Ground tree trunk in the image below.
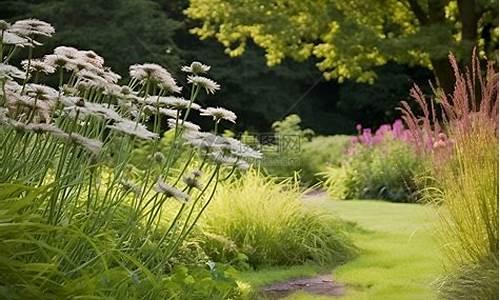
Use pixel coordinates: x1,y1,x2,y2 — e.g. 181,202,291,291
426,0,455,95
457,0,482,104
426,0,480,96
430,57,455,95
457,0,478,60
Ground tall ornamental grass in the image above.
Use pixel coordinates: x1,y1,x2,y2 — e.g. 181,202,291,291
401,52,498,300
0,18,261,298
200,171,357,269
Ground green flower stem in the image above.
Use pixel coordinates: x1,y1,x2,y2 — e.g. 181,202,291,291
160,165,220,267
20,46,33,94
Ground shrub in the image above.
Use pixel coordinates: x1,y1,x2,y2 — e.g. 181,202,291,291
258,114,352,184
0,183,246,300
199,171,357,269
299,135,352,183
260,114,314,181
324,131,427,202
400,52,499,299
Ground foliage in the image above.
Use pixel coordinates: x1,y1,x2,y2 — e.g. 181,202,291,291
186,0,498,92
259,114,313,181
400,53,498,299
324,137,427,202
0,184,246,299
200,171,357,269
3,0,435,135
252,115,353,184
351,119,413,147
161,264,245,300
0,18,259,298
3,0,183,75
299,135,352,183
437,257,498,300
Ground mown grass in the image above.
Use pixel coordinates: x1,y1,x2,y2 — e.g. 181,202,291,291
240,198,443,300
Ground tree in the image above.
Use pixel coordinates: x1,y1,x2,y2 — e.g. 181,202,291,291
186,0,498,93
1,0,435,133
2,0,183,75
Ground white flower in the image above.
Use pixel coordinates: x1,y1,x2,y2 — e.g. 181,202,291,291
200,107,236,123
0,64,26,80
59,95,81,107
103,83,122,97
21,122,102,154
167,119,200,132
228,139,262,160
6,94,53,122
181,61,211,74
155,178,190,203
120,179,141,195
158,108,178,118
107,119,158,140
76,70,110,90
2,31,28,45
51,47,99,72
157,75,182,93
129,63,161,80
129,63,181,93
21,59,56,74
183,131,226,150
99,69,121,83
80,50,105,69
64,101,122,121
152,96,201,110
235,160,250,170
25,123,67,138
208,151,239,165
183,172,202,190
73,59,100,73
69,133,103,155
3,80,21,93
10,19,55,38
25,84,59,101
54,46,81,60
187,75,220,94
44,54,78,71
0,117,28,131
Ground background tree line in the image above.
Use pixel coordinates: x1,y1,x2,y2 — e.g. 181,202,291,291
5,0,493,135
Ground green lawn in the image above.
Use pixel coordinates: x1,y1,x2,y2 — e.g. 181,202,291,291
239,199,443,300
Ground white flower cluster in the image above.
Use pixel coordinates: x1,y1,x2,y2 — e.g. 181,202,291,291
0,18,262,200
1,19,54,47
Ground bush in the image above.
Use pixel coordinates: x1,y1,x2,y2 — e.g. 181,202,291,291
258,114,352,185
324,138,427,202
260,114,313,181
299,135,352,183
199,171,357,269
0,184,245,300
401,53,499,299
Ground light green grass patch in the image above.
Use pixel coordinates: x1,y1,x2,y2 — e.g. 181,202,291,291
241,199,444,300
313,200,442,300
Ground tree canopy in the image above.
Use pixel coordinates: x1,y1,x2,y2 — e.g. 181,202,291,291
1,0,434,134
186,0,498,92
2,0,183,75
